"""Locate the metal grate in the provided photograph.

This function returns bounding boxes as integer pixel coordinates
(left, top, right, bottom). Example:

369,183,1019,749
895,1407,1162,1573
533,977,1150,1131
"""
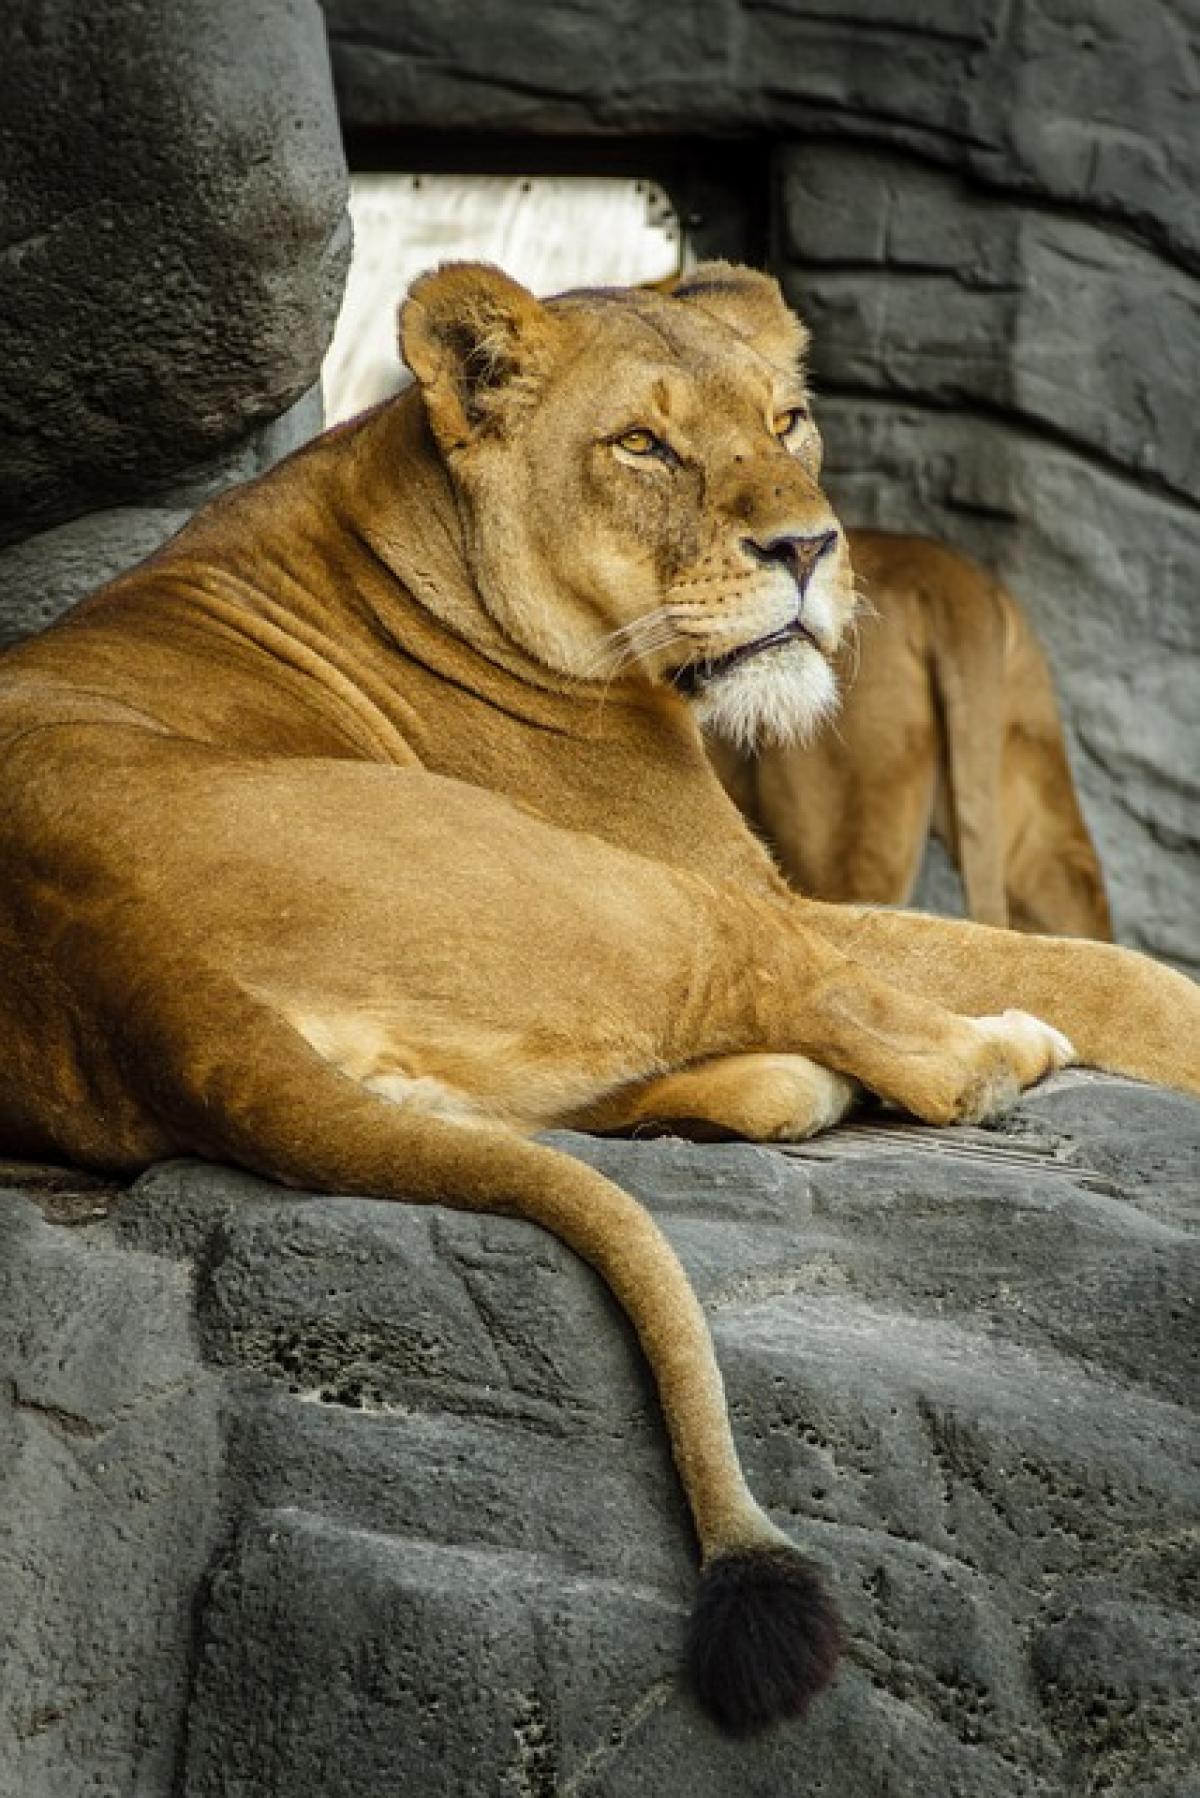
771,1071,1132,1196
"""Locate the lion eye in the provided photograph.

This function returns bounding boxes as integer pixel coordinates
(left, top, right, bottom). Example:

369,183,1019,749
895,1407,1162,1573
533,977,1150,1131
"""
615,428,660,456
772,407,807,438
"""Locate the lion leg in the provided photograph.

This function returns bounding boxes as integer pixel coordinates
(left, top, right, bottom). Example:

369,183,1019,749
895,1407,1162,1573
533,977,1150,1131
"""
799,900,1200,1096
750,713,938,908
1001,732,1114,940
999,603,1113,941
570,1052,861,1142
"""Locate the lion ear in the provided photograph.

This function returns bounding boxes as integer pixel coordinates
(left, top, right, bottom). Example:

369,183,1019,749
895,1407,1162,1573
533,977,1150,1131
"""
399,263,562,452
671,261,810,370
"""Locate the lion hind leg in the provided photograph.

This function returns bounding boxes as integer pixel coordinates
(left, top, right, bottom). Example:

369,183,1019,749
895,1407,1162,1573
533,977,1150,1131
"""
288,1004,634,1132
571,1052,860,1142
147,974,841,1734
291,1008,494,1127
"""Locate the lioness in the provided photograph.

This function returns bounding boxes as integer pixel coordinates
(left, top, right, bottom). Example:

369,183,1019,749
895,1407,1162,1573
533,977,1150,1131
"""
712,531,1113,936
1,263,1195,1736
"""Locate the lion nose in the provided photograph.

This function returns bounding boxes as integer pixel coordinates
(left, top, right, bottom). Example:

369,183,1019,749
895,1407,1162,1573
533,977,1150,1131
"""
742,529,838,595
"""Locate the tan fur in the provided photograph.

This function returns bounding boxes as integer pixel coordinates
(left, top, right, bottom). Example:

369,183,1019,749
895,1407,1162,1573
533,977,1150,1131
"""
712,532,1113,937
1,263,1194,1724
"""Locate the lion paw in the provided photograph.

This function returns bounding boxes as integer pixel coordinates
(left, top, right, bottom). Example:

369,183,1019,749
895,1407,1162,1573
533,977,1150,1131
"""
953,1010,1076,1124
747,1056,862,1141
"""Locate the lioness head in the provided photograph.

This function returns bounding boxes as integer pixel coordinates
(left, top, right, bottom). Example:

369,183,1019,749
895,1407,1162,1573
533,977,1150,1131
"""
400,260,854,748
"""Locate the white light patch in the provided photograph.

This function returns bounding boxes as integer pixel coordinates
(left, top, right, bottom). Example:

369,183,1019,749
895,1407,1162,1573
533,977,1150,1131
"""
323,173,684,424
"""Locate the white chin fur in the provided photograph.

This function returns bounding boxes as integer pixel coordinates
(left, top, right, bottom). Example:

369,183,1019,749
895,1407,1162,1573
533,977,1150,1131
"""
691,642,838,752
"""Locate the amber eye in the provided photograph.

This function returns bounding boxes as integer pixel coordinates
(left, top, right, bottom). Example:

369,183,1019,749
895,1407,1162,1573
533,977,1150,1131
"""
772,407,807,438
615,427,660,456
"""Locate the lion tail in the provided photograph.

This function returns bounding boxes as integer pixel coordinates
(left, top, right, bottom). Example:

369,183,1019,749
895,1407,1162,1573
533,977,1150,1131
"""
138,974,841,1734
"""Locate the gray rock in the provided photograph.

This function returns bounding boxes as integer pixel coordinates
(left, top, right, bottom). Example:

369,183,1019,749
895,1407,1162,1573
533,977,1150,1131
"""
0,1193,225,1795
2,1074,1198,1794
0,1,348,542
0,386,324,646
0,505,197,646
323,0,1196,269
779,145,1198,501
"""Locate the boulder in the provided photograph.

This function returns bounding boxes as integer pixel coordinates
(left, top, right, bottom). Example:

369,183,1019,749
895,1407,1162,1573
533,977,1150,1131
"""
3,1073,1197,1793
0,0,348,544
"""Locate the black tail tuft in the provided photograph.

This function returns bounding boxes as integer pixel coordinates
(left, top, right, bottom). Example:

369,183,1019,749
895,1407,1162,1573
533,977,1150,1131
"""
687,1547,842,1735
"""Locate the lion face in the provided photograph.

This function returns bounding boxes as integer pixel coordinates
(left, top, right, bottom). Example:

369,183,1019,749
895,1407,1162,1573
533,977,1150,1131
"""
400,261,855,748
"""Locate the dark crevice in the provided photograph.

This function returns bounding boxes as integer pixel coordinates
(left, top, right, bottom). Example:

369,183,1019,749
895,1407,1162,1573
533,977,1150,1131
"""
339,129,773,267
8,1382,107,1439
786,254,1027,293
763,92,999,155
744,1,990,50
166,1495,242,1798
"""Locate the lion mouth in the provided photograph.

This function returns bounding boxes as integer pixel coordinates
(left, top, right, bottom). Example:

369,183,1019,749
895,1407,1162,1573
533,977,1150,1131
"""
671,617,820,697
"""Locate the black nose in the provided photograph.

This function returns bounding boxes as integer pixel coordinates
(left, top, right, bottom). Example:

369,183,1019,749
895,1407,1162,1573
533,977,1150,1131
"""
743,529,838,594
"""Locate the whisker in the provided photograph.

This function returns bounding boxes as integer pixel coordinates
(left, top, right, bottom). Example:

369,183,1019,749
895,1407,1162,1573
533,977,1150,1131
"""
583,606,712,680
581,606,681,679
611,626,697,676
582,623,703,740
839,608,870,686
851,595,879,623
844,627,863,688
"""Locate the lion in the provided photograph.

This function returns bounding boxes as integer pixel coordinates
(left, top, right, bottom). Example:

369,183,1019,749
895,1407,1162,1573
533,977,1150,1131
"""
710,531,1113,937
1,262,1196,1736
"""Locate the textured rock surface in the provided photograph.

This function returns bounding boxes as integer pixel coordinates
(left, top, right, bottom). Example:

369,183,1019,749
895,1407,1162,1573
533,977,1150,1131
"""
0,387,323,649
0,0,348,543
0,1186,225,1794
322,0,1195,259
3,1074,1198,1794
319,0,1199,970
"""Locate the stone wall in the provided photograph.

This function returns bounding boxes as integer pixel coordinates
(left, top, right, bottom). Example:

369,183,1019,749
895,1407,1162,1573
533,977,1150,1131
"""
0,0,349,637
321,0,1200,970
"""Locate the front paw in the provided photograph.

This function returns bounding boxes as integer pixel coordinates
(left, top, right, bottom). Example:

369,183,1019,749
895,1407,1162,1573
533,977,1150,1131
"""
945,1010,1075,1125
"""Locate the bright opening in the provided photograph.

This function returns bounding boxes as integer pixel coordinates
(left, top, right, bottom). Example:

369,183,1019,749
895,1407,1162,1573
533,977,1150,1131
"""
322,172,686,424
